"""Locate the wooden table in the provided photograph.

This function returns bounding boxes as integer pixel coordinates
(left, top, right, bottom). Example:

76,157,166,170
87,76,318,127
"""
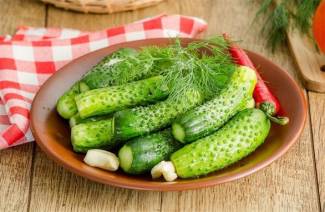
0,0,324,211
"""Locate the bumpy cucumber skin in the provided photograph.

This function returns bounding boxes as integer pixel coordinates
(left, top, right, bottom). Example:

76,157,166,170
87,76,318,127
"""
114,90,204,141
57,83,80,119
171,109,271,178
71,119,114,153
118,131,182,174
69,113,111,128
75,76,169,118
56,48,138,119
81,48,138,89
172,66,257,143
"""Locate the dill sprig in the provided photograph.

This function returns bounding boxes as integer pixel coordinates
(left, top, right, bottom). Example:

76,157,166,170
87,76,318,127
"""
107,37,236,101
159,37,235,100
108,48,172,85
254,0,321,51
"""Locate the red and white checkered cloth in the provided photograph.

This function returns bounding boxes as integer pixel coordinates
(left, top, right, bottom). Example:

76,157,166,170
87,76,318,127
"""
0,15,207,150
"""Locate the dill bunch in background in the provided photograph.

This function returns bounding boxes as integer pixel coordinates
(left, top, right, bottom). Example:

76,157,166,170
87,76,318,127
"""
255,0,321,51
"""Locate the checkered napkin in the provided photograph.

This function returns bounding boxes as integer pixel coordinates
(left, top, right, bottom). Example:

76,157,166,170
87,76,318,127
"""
0,15,207,150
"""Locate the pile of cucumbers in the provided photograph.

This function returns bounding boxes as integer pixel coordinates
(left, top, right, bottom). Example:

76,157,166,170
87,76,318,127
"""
57,46,273,181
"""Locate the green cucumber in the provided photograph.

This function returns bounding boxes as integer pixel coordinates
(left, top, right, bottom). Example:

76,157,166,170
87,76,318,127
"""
118,130,182,174
172,66,257,143
80,48,139,89
75,76,169,118
71,119,114,153
57,48,139,119
69,113,111,128
114,89,204,141
171,108,271,178
57,83,80,119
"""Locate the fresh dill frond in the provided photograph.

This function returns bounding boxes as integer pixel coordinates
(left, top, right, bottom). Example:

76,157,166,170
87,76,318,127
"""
158,37,236,101
108,47,172,85
105,37,236,101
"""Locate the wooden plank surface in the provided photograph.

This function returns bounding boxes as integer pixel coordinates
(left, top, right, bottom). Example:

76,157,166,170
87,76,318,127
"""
161,1,320,211
0,0,321,211
309,92,325,211
26,0,320,212
27,2,180,212
0,1,45,212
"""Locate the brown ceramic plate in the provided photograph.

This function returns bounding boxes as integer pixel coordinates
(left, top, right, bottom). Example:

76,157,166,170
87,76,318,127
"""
30,38,307,191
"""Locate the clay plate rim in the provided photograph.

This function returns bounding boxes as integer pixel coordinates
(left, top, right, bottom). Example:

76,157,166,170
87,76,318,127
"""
30,38,307,191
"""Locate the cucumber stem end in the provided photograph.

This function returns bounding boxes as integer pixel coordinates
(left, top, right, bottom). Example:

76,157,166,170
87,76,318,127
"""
172,123,186,143
266,114,289,125
118,145,133,172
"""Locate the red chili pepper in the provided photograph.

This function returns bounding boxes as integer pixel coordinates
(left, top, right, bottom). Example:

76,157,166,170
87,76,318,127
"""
223,34,289,125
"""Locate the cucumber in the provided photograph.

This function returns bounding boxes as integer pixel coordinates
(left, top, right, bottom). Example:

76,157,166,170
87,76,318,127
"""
57,83,80,119
172,66,257,143
171,108,271,178
114,89,204,141
75,76,169,118
57,48,139,119
71,119,114,153
69,113,111,128
80,48,139,89
118,130,182,174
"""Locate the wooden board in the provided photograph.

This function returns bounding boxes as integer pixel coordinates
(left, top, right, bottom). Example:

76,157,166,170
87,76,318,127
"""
269,0,325,93
308,92,325,211
287,31,325,93
25,0,320,211
0,1,45,212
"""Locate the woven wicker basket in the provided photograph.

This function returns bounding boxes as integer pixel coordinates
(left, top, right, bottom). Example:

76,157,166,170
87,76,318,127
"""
41,0,165,14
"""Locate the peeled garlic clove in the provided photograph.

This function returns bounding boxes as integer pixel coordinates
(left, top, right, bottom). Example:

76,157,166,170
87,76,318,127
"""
84,149,119,171
151,161,177,182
